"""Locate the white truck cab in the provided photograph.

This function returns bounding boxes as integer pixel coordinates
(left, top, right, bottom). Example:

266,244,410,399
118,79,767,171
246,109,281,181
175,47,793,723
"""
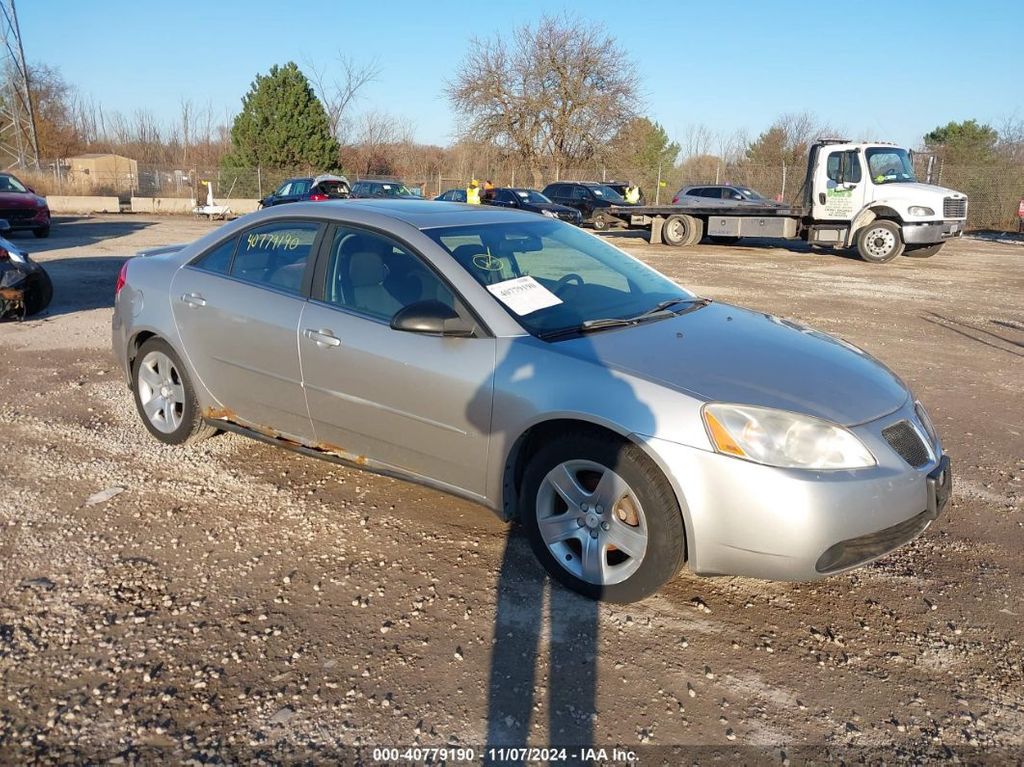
806,140,968,262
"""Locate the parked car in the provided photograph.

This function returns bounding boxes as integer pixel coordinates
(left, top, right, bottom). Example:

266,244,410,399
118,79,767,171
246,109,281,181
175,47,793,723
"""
488,188,582,225
259,174,350,208
113,200,950,603
434,188,467,202
541,181,635,230
672,184,780,207
0,172,51,238
0,219,53,319
349,180,419,199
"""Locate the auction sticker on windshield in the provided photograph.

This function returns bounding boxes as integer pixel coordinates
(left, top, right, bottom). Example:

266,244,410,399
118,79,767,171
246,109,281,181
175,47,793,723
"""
487,276,562,315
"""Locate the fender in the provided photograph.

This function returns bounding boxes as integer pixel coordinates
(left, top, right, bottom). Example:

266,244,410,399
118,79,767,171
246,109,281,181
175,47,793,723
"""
846,202,904,247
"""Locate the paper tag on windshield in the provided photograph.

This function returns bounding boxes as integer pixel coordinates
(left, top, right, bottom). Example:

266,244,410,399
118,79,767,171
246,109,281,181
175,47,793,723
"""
487,276,563,315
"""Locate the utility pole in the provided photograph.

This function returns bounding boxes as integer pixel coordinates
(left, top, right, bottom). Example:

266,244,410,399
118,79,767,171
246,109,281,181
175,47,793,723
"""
0,0,41,170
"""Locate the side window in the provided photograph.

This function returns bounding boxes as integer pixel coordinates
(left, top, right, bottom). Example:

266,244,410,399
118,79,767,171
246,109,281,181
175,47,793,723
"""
275,182,292,196
291,180,311,196
321,227,455,322
701,188,724,199
495,189,515,203
231,222,320,294
826,151,862,183
192,237,237,274
687,187,705,197
546,185,564,198
570,185,590,201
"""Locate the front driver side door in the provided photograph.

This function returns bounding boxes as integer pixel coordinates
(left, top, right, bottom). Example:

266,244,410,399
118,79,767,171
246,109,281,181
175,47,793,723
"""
298,225,496,497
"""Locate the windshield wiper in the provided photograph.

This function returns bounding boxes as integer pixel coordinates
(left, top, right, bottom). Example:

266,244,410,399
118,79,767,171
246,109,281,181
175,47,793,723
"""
538,297,712,341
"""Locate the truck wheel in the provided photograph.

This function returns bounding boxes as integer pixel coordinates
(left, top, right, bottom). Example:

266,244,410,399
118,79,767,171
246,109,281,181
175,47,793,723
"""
662,214,700,247
709,236,740,245
856,220,904,263
904,243,943,258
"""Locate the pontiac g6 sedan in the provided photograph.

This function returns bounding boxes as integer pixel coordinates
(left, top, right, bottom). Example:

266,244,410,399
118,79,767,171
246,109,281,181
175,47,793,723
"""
112,200,951,602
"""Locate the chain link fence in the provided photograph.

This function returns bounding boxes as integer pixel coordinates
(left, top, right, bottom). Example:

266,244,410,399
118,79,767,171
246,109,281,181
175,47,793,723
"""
15,157,1024,231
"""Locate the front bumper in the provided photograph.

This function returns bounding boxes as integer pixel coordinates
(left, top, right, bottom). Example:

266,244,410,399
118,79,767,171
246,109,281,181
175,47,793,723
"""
639,401,949,581
904,219,964,245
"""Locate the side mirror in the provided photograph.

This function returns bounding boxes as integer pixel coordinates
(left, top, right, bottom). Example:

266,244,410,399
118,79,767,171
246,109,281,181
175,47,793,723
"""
391,300,475,337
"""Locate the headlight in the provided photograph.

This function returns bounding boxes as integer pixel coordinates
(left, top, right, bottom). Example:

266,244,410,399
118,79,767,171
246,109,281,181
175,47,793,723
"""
907,206,934,217
541,209,557,218
702,403,876,470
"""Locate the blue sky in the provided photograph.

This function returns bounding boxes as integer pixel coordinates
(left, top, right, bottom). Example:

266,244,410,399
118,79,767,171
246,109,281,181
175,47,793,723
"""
19,0,1018,151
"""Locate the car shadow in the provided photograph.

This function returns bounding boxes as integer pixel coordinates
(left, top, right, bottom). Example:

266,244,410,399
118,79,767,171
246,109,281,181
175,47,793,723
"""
33,255,128,318
5,216,155,255
922,311,1024,357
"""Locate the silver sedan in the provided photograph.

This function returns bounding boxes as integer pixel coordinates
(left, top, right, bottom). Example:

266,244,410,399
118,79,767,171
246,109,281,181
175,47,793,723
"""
112,200,951,602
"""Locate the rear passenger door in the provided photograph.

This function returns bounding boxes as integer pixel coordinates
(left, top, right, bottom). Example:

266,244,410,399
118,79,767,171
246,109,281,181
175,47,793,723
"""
170,220,324,441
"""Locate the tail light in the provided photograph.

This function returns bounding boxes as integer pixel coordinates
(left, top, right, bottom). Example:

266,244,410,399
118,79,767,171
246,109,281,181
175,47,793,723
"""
309,193,329,201
115,261,129,296
671,196,679,204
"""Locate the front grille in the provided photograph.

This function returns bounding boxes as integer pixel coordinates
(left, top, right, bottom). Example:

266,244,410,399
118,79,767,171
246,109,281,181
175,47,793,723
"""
943,197,967,218
0,208,36,221
882,420,930,467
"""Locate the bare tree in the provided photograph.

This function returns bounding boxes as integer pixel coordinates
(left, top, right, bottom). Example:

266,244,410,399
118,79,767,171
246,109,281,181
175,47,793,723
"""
447,14,639,185
306,54,381,143
679,123,715,161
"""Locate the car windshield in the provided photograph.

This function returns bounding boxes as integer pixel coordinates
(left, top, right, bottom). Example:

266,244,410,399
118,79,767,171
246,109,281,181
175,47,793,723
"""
589,185,626,203
866,148,917,185
374,183,415,197
0,174,27,193
424,220,692,337
513,189,551,204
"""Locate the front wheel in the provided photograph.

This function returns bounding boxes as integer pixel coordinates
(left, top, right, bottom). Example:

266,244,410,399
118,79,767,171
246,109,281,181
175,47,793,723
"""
591,212,609,231
33,226,50,239
856,220,904,263
23,268,53,315
904,243,943,258
132,337,217,445
520,432,686,603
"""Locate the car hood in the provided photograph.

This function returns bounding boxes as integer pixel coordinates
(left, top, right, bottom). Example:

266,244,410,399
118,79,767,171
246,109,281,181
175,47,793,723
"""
0,192,42,208
559,302,909,426
874,181,965,200
525,202,578,215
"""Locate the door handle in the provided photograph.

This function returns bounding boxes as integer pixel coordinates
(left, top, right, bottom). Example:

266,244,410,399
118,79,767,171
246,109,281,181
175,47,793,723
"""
818,193,826,205
303,328,342,348
180,292,207,308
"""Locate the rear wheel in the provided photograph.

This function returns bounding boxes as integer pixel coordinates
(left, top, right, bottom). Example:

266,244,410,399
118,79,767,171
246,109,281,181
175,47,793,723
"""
662,214,702,247
856,220,904,263
520,431,686,603
132,337,217,445
904,243,943,258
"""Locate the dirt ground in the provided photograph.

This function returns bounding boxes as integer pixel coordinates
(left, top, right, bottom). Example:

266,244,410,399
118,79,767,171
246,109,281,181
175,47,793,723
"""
1,215,1022,763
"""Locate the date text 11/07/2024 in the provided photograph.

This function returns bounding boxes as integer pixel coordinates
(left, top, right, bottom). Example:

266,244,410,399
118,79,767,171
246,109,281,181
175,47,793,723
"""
370,746,640,763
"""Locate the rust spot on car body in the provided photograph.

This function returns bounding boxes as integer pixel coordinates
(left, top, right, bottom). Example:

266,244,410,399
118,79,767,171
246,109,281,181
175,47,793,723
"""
203,406,236,421
0,287,26,320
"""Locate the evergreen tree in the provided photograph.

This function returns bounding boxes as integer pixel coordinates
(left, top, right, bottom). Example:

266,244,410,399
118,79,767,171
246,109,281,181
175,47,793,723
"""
223,62,339,169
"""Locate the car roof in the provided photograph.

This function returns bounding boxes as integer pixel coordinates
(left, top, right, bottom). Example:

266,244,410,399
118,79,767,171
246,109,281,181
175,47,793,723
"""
264,198,541,229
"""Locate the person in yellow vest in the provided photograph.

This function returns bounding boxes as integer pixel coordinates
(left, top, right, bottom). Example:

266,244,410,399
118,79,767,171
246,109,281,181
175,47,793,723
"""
466,179,481,205
624,183,641,205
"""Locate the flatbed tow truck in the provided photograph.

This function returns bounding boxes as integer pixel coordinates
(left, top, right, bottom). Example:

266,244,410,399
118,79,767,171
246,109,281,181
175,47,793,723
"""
608,139,968,263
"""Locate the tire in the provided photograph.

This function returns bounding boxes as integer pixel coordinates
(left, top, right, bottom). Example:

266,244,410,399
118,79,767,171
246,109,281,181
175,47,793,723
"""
591,212,609,231
709,235,740,245
855,220,904,263
33,226,50,239
519,431,686,603
132,337,217,445
662,214,702,247
23,268,52,316
904,243,943,258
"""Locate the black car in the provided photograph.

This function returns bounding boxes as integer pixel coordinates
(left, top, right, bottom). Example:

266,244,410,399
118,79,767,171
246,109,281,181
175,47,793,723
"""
434,188,467,202
540,181,634,230
349,180,419,199
487,188,582,225
259,174,350,207
0,221,52,319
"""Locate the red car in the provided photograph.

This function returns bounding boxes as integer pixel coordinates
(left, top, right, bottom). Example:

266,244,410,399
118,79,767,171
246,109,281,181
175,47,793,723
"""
0,172,50,238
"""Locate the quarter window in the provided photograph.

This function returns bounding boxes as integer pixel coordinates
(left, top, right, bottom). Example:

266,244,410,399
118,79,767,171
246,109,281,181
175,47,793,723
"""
230,222,320,294
321,227,455,322
192,237,236,274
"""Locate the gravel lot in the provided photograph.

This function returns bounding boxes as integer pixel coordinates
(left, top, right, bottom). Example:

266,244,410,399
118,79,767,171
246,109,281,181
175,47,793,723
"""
1,215,1022,762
